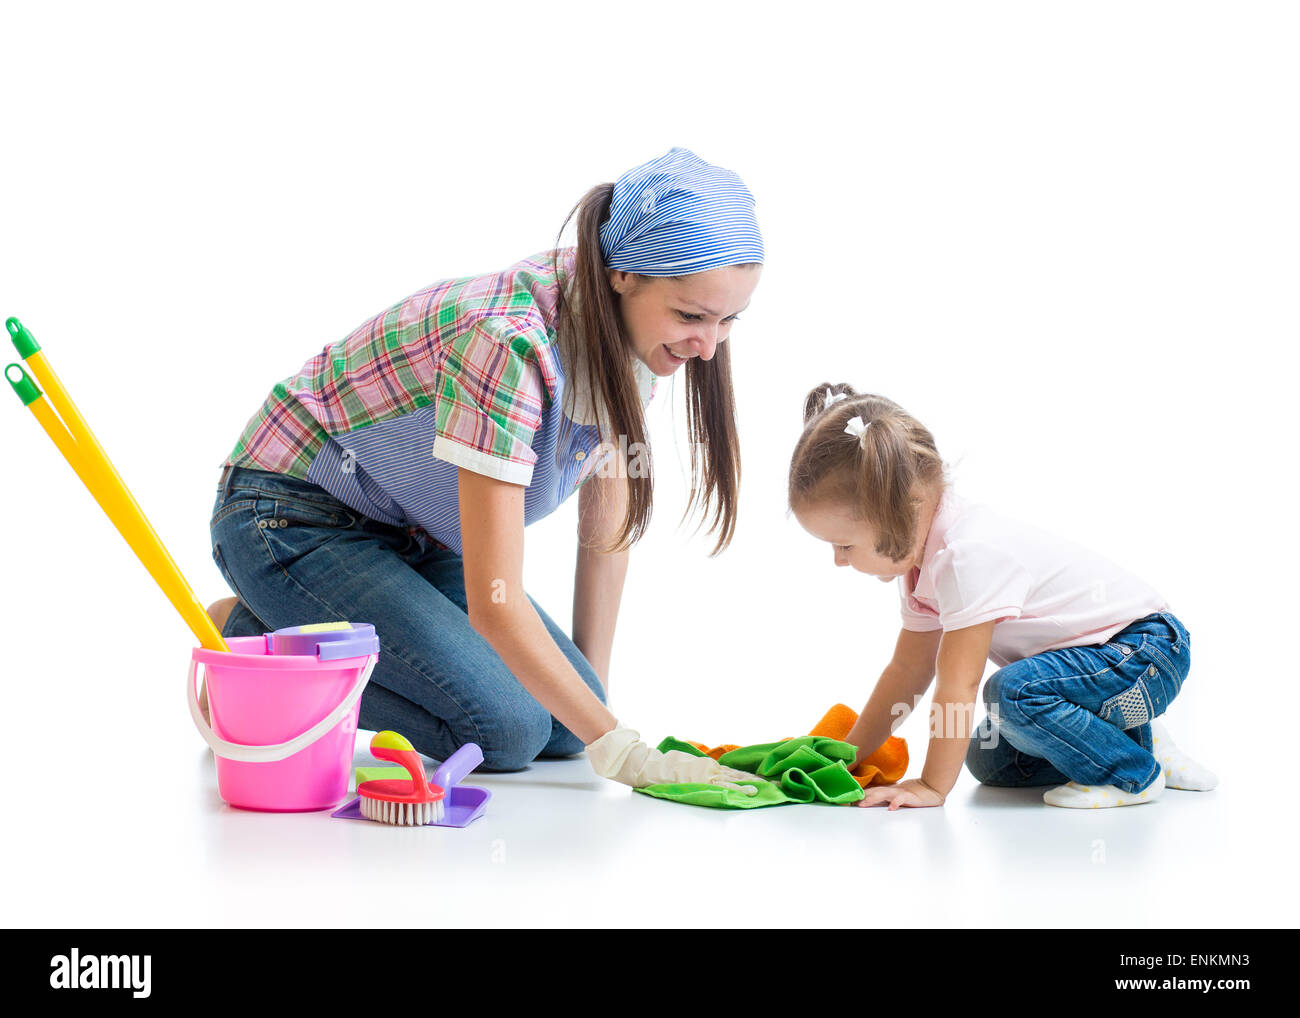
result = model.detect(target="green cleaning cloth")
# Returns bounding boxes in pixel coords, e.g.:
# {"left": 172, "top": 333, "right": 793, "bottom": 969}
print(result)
{"left": 634, "top": 735, "right": 866, "bottom": 809}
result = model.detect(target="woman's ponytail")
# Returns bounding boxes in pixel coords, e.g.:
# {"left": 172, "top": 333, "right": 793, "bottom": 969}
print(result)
{"left": 553, "top": 184, "right": 652, "bottom": 553}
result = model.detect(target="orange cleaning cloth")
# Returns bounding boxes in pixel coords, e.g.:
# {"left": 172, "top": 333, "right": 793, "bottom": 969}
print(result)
{"left": 684, "top": 704, "right": 907, "bottom": 788}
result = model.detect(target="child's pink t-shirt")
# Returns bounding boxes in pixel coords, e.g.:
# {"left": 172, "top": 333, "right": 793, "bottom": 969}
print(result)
{"left": 898, "top": 489, "right": 1170, "bottom": 667}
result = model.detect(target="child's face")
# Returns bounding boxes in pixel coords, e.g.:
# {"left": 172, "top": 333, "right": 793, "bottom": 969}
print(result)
{"left": 609, "top": 265, "right": 761, "bottom": 377}
{"left": 793, "top": 499, "right": 916, "bottom": 583}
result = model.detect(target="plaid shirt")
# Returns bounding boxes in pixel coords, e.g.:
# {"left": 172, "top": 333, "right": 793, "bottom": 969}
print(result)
{"left": 222, "top": 249, "right": 659, "bottom": 552}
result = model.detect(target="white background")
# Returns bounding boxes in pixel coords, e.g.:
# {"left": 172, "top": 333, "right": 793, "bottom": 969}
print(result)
{"left": 1, "top": 0, "right": 1295, "bottom": 928}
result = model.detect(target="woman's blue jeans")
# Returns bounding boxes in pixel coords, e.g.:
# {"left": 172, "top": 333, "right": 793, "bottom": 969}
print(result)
{"left": 964, "top": 611, "right": 1191, "bottom": 794}
{"left": 209, "top": 465, "right": 607, "bottom": 771}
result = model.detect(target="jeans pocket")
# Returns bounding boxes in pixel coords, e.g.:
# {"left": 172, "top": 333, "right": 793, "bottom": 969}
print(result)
{"left": 1101, "top": 681, "right": 1153, "bottom": 730}
{"left": 252, "top": 492, "right": 354, "bottom": 570}
{"left": 1101, "top": 634, "right": 1185, "bottom": 728}
{"left": 258, "top": 493, "right": 356, "bottom": 530}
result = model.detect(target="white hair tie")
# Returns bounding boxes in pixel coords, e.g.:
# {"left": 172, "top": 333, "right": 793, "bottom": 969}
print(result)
{"left": 823, "top": 387, "right": 847, "bottom": 410}
{"left": 844, "top": 416, "right": 870, "bottom": 445}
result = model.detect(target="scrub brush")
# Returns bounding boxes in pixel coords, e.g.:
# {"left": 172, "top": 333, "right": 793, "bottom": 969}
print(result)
{"left": 357, "top": 731, "right": 447, "bottom": 826}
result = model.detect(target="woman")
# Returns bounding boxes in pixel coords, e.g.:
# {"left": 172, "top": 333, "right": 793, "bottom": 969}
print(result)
{"left": 207, "top": 147, "right": 762, "bottom": 789}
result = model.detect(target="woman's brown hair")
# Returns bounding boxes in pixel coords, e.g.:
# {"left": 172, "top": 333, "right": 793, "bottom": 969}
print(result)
{"left": 552, "top": 183, "right": 747, "bottom": 555}
{"left": 788, "top": 383, "right": 948, "bottom": 561}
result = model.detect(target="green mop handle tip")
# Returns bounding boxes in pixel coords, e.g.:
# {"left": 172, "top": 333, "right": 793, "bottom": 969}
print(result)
{"left": 5, "top": 362, "right": 41, "bottom": 405}
{"left": 5, "top": 318, "right": 40, "bottom": 359}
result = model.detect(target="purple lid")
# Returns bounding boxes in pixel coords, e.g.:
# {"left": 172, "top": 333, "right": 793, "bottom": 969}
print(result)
{"left": 265, "top": 622, "right": 379, "bottom": 660}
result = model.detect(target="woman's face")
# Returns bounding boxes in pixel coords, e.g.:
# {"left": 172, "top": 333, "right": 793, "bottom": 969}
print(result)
{"left": 609, "top": 264, "right": 762, "bottom": 377}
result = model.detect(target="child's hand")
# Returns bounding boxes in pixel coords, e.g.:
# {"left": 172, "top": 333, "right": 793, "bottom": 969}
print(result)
{"left": 857, "top": 778, "right": 945, "bottom": 810}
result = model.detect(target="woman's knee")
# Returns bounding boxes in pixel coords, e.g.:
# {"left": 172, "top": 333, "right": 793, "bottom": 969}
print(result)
{"left": 359, "top": 679, "right": 552, "bottom": 772}
{"left": 537, "top": 723, "right": 588, "bottom": 760}
{"left": 419, "top": 688, "right": 555, "bottom": 771}
{"left": 475, "top": 711, "right": 554, "bottom": 772}
{"left": 429, "top": 703, "right": 552, "bottom": 773}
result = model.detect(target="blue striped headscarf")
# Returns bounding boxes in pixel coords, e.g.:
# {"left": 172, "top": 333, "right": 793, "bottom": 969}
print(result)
{"left": 599, "top": 147, "right": 764, "bottom": 276}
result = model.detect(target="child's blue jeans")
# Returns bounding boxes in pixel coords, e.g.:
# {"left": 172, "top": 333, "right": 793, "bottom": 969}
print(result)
{"left": 209, "top": 465, "right": 607, "bottom": 771}
{"left": 964, "top": 611, "right": 1191, "bottom": 794}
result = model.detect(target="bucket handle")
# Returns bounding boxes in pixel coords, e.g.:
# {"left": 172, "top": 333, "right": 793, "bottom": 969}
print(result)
{"left": 187, "top": 653, "right": 378, "bottom": 763}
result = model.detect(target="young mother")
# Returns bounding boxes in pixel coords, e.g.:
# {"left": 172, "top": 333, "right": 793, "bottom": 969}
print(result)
{"left": 207, "top": 148, "right": 763, "bottom": 790}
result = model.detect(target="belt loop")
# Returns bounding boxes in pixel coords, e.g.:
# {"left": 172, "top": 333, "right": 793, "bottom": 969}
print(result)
{"left": 218, "top": 463, "right": 234, "bottom": 501}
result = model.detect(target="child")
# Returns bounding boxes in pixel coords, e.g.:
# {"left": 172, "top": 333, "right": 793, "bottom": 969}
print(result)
{"left": 788, "top": 384, "right": 1217, "bottom": 809}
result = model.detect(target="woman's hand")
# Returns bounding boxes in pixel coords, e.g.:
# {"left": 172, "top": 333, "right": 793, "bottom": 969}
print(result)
{"left": 857, "top": 778, "right": 945, "bottom": 809}
{"left": 586, "top": 725, "right": 760, "bottom": 792}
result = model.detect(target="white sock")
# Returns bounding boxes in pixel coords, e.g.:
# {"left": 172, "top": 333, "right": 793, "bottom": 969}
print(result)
{"left": 1043, "top": 768, "right": 1164, "bottom": 809}
{"left": 1151, "top": 719, "right": 1219, "bottom": 791}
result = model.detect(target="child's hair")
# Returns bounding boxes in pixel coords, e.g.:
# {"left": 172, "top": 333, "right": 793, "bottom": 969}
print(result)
{"left": 551, "top": 184, "right": 749, "bottom": 556}
{"left": 788, "top": 383, "right": 948, "bottom": 562}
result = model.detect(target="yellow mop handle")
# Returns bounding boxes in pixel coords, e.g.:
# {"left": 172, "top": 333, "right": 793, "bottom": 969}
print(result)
{"left": 6, "top": 321, "right": 228, "bottom": 652}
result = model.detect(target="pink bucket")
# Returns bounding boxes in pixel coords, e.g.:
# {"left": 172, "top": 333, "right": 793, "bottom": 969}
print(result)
{"left": 187, "top": 636, "right": 378, "bottom": 812}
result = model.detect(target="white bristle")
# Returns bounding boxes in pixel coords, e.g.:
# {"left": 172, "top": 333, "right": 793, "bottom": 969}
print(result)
{"left": 360, "top": 793, "right": 444, "bottom": 826}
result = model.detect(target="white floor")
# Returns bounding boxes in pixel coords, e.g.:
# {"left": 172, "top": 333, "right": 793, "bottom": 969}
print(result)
{"left": 10, "top": 726, "right": 1286, "bottom": 928}
{"left": 4, "top": 501, "right": 1291, "bottom": 928}
{"left": 3, "top": 0, "right": 1297, "bottom": 933}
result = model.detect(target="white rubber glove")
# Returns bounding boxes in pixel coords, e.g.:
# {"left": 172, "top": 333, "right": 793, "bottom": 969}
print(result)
{"left": 585, "top": 724, "right": 761, "bottom": 793}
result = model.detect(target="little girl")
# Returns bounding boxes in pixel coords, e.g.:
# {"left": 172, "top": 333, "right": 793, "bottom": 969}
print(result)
{"left": 788, "top": 384, "right": 1218, "bottom": 809}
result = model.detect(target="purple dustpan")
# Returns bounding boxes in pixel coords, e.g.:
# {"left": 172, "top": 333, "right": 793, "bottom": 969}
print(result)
{"left": 331, "top": 742, "right": 490, "bottom": 828}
